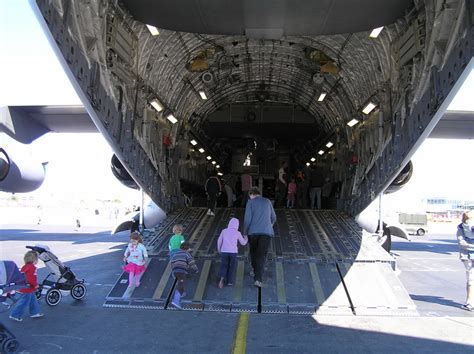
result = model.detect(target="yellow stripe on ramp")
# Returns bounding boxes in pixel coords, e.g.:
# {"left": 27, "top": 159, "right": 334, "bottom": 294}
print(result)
{"left": 233, "top": 261, "right": 245, "bottom": 303}
{"left": 309, "top": 263, "right": 325, "bottom": 305}
{"left": 232, "top": 313, "right": 249, "bottom": 354}
{"left": 193, "top": 259, "right": 211, "bottom": 302}
{"left": 152, "top": 263, "right": 172, "bottom": 300}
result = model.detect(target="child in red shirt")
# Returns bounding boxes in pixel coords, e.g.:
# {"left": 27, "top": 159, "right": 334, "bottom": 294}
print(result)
{"left": 9, "top": 251, "right": 44, "bottom": 321}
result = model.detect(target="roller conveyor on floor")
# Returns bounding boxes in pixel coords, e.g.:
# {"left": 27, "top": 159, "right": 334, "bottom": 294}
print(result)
{"left": 104, "top": 207, "right": 417, "bottom": 316}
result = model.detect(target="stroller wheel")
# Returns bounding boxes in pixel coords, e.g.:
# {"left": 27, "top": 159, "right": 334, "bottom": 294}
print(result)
{"left": 35, "top": 287, "right": 42, "bottom": 300}
{"left": 71, "top": 284, "right": 87, "bottom": 300}
{"left": 2, "top": 338, "right": 20, "bottom": 353}
{"left": 45, "top": 289, "right": 62, "bottom": 306}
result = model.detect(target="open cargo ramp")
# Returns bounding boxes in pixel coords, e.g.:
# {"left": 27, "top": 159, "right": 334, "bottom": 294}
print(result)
{"left": 104, "top": 208, "right": 417, "bottom": 316}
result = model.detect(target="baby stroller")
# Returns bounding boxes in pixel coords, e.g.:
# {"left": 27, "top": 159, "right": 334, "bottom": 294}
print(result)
{"left": 26, "top": 245, "right": 87, "bottom": 306}
{"left": 0, "top": 261, "right": 24, "bottom": 353}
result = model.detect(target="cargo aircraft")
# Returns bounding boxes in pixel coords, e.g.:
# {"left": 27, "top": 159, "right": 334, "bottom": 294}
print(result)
{"left": 2, "top": 0, "right": 473, "bottom": 239}
{"left": 1, "top": 0, "right": 474, "bottom": 314}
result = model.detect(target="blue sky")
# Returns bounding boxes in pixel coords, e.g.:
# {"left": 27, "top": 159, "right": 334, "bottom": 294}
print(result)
{"left": 0, "top": 0, "right": 473, "bottom": 207}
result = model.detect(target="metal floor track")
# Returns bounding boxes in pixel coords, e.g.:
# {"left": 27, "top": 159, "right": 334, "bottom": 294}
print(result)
{"left": 104, "top": 208, "right": 417, "bottom": 316}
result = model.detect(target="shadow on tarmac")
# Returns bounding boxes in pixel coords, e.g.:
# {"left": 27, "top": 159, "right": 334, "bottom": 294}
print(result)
{"left": 410, "top": 294, "right": 465, "bottom": 309}
{"left": 0, "top": 228, "right": 126, "bottom": 244}
{"left": 391, "top": 241, "right": 458, "bottom": 255}
{"left": 2, "top": 308, "right": 473, "bottom": 354}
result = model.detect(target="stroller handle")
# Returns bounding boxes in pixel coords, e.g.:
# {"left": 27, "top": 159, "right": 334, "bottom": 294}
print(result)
{"left": 26, "top": 245, "right": 50, "bottom": 253}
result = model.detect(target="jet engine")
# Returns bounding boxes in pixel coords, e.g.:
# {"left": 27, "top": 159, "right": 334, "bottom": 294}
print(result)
{"left": 110, "top": 154, "right": 166, "bottom": 234}
{"left": 384, "top": 161, "right": 413, "bottom": 195}
{"left": 356, "top": 161, "right": 414, "bottom": 252}
{"left": 0, "top": 147, "right": 46, "bottom": 193}
{"left": 110, "top": 154, "right": 139, "bottom": 190}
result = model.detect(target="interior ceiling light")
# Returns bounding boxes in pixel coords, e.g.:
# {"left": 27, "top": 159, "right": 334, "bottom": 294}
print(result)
{"left": 190, "top": 139, "right": 197, "bottom": 146}
{"left": 326, "top": 142, "right": 334, "bottom": 148}
{"left": 166, "top": 114, "right": 178, "bottom": 124}
{"left": 198, "top": 148, "right": 205, "bottom": 153}
{"left": 310, "top": 157, "right": 316, "bottom": 162}
{"left": 206, "top": 156, "right": 212, "bottom": 160}
{"left": 211, "top": 160, "right": 216, "bottom": 165}
{"left": 150, "top": 98, "right": 164, "bottom": 112}
{"left": 347, "top": 119, "right": 359, "bottom": 127}
{"left": 369, "top": 26, "right": 384, "bottom": 38}
{"left": 146, "top": 25, "right": 160, "bottom": 36}
{"left": 198, "top": 90, "right": 208, "bottom": 100}
{"left": 362, "top": 102, "right": 376, "bottom": 115}
{"left": 216, "top": 165, "right": 220, "bottom": 169}
{"left": 306, "top": 162, "right": 310, "bottom": 166}
{"left": 318, "top": 93, "right": 326, "bottom": 102}
{"left": 318, "top": 150, "right": 325, "bottom": 155}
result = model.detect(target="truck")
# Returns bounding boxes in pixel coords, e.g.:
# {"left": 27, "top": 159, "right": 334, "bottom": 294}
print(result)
{"left": 398, "top": 213, "right": 429, "bottom": 236}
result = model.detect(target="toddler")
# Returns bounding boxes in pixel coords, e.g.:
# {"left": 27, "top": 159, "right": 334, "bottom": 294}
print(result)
{"left": 168, "top": 224, "right": 185, "bottom": 256}
{"left": 9, "top": 251, "right": 44, "bottom": 321}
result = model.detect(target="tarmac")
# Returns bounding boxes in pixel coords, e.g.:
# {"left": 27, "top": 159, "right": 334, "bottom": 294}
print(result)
{"left": 0, "top": 222, "right": 472, "bottom": 353}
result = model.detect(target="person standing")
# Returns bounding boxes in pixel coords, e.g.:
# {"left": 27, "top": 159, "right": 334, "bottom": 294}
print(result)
{"left": 286, "top": 177, "right": 297, "bottom": 208}
{"left": 243, "top": 186, "right": 277, "bottom": 287}
{"left": 9, "top": 251, "right": 44, "bottom": 321}
{"left": 205, "top": 172, "right": 222, "bottom": 216}
{"left": 240, "top": 171, "right": 252, "bottom": 207}
{"left": 224, "top": 175, "right": 236, "bottom": 208}
{"left": 275, "top": 161, "right": 288, "bottom": 208}
{"left": 456, "top": 211, "right": 474, "bottom": 311}
{"left": 309, "top": 164, "right": 324, "bottom": 209}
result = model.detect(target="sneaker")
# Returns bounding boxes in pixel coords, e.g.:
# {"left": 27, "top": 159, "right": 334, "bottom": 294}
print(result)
{"left": 227, "top": 283, "right": 233, "bottom": 286}
{"left": 249, "top": 269, "right": 255, "bottom": 277}
{"left": 9, "top": 315, "right": 22, "bottom": 322}
{"left": 171, "top": 301, "right": 183, "bottom": 310}
{"left": 461, "top": 304, "right": 473, "bottom": 312}
{"left": 209, "top": 211, "right": 215, "bottom": 216}
{"left": 254, "top": 280, "right": 263, "bottom": 288}
{"left": 206, "top": 209, "right": 212, "bottom": 215}
{"left": 31, "top": 313, "right": 44, "bottom": 318}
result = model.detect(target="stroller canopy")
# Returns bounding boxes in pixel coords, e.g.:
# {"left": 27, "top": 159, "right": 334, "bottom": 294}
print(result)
{"left": 0, "top": 261, "right": 25, "bottom": 286}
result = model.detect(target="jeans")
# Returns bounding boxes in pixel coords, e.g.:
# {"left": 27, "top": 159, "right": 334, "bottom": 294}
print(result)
{"left": 248, "top": 235, "right": 271, "bottom": 282}
{"left": 219, "top": 253, "right": 237, "bottom": 283}
{"left": 207, "top": 192, "right": 218, "bottom": 212}
{"left": 10, "top": 292, "right": 41, "bottom": 319}
{"left": 309, "top": 187, "right": 322, "bottom": 209}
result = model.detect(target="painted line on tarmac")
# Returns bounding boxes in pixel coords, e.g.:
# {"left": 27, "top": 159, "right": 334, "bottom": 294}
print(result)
{"left": 232, "top": 313, "right": 249, "bottom": 354}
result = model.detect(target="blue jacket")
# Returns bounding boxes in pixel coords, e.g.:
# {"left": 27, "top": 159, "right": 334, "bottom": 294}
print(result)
{"left": 243, "top": 196, "right": 276, "bottom": 237}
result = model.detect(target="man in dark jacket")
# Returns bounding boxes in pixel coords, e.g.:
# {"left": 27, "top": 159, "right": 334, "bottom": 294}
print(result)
{"left": 243, "top": 186, "right": 276, "bottom": 287}
{"left": 205, "top": 172, "right": 222, "bottom": 216}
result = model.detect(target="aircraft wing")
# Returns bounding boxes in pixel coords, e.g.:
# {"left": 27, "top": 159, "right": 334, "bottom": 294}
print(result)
{"left": 0, "top": 105, "right": 97, "bottom": 144}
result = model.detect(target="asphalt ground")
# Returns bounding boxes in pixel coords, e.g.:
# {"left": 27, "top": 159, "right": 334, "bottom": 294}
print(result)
{"left": 0, "top": 223, "right": 472, "bottom": 353}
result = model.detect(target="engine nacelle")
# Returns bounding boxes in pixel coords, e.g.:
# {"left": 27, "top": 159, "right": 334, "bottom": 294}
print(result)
{"left": 384, "top": 161, "right": 413, "bottom": 195}
{"left": 356, "top": 161, "right": 414, "bottom": 252}
{"left": 110, "top": 154, "right": 139, "bottom": 190}
{"left": 111, "top": 200, "right": 167, "bottom": 234}
{"left": 0, "top": 147, "right": 46, "bottom": 193}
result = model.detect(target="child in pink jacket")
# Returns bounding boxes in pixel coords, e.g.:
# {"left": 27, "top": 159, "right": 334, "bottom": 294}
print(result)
{"left": 217, "top": 217, "right": 248, "bottom": 288}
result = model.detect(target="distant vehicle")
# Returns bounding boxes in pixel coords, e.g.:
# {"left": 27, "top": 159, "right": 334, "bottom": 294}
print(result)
{"left": 398, "top": 213, "right": 428, "bottom": 236}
